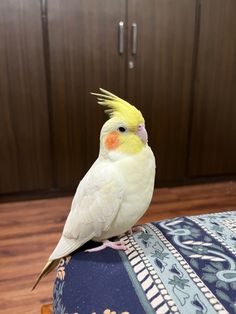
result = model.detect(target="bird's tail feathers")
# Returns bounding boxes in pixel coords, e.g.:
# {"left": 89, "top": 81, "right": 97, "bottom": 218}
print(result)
{"left": 32, "top": 259, "right": 59, "bottom": 291}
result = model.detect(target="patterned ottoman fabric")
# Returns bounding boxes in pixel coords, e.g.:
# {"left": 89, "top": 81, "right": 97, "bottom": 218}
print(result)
{"left": 53, "top": 211, "right": 236, "bottom": 314}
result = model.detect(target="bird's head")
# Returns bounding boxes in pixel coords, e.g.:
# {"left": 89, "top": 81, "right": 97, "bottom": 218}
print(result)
{"left": 92, "top": 88, "right": 148, "bottom": 157}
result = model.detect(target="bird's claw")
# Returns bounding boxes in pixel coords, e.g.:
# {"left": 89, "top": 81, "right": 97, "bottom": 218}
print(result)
{"left": 85, "top": 240, "right": 127, "bottom": 252}
{"left": 126, "top": 225, "right": 145, "bottom": 236}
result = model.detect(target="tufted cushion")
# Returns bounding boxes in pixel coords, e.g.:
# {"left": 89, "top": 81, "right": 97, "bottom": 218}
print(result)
{"left": 53, "top": 211, "right": 236, "bottom": 314}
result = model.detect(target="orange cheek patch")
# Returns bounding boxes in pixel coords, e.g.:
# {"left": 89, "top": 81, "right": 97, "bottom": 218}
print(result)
{"left": 105, "top": 131, "right": 120, "bottom": 150}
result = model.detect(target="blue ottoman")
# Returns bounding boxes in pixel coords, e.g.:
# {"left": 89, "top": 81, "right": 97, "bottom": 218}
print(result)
{"left": 53, "top": 211, "right": 236, "bottom": 314}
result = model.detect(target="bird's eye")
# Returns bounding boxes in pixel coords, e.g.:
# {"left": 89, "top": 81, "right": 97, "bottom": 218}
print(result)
{"left": 118, "top": 126, "right": 127, "bottom": 133}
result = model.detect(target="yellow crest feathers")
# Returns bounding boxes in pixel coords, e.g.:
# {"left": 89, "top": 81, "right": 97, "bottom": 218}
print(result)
{"left": 91, "top": 88, "right": 144, "bottom": 128}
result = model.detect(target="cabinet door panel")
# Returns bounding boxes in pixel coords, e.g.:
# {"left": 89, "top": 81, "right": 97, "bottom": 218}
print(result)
{"left": 48, "top": 0, "right": 126, "bottom": 189}
{"left": 189, "top": 0, "right": 236, "bottom": 176}
{"left": 127, "top": 0, "right": 196, "bottom": 184}
{"left": 0, "top": 0, "right": 52, "bottom": 194}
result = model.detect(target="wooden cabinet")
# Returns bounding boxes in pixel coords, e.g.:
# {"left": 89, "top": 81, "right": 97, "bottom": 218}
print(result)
{"left": 47, "top": 0, "right": 196, "bottom": 189}
{"left": 0, "top": 0, "right": 235, "bottom": 198}
{"left": 127, "top": 0, "right": 196, "bottom": 183}
{"left": 0, "top": 0, "right": 52, "bottom": 194}
{"left": 47, "top": 0, "right": 126, "bottom": 189}
{"left": 188, "top": 0, "right": 236, "bottom": 177}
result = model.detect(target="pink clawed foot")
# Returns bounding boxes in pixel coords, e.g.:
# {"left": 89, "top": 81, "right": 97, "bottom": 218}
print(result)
{"left": 85, "top": 240, "right": 127, "bottom": 253}
{"left": 127, "top": 225, "right": 145, "bottom": 236}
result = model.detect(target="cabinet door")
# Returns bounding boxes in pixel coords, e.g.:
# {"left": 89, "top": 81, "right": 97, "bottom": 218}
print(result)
{"left": 127, "top": 0, "right": 196, "bottom": 184}
{"left": 188, "top": 0, "right": 236, "bottom": 177}
{"left": 0, "top": 0, "right": 52, "bottom": 194}
{"left": 48, "top": 0, "right": 126, "bottom": 189}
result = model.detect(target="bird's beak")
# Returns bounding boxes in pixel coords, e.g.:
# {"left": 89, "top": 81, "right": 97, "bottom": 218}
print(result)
{"left": 136, "top": 124, "right": 148, "bottom": 143}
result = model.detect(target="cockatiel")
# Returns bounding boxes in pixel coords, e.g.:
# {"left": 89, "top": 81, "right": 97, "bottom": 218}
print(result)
{"left": 32, "top": 88, "right": 155, "bottom": 290}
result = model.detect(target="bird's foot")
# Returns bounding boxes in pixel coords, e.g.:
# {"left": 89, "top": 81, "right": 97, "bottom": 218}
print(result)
{"left": 126, "top": 225, "right": 145, "bottom": 236}
{"left": 85, "top": 240, "right": 126, "bottom": 253}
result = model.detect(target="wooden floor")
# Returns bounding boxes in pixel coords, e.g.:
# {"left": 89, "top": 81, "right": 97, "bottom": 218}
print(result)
{"left": 0, "top": 181, "right": 236, "bottom": 314}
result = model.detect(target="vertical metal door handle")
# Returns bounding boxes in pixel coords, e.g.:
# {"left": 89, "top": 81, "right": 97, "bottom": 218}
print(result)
{"left": 41, "top": 0, "right": 47, "bottom": 19}
{"left": 131, "top": 23, "right": 137, "bottom": 55}
{"left": 118, "top": 21, "right": 124, "bottom": 55}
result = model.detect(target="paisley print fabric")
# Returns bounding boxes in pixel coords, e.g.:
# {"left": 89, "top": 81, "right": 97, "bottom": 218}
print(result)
{"left": 53, "top": 211, "right": 236, "bottom": 314}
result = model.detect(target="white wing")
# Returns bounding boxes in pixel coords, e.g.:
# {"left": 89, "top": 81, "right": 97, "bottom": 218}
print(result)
{"left": 49, "top": 160, "right": 124, "bottom": 260}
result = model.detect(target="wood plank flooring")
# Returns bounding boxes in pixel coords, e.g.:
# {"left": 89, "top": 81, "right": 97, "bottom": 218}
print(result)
{"left": 0, "top": 181, "right": 236, "bottom": 314}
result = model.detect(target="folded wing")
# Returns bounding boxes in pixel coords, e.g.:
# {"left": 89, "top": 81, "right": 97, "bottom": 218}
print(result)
{"left": 49, "top": 162, "right": 124, "bottom": 260}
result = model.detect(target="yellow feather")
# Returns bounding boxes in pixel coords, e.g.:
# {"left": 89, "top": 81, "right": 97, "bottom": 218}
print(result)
{"left": 91, "top": 88, "right": 144, "bottom": 129}
{"left": 118, "top": 133, "right": 143, "bottom": 154}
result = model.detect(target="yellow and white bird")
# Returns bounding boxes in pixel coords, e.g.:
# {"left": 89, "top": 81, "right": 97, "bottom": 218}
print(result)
{"left": 33, "top": 88, "right": 155, "bottom": 290}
